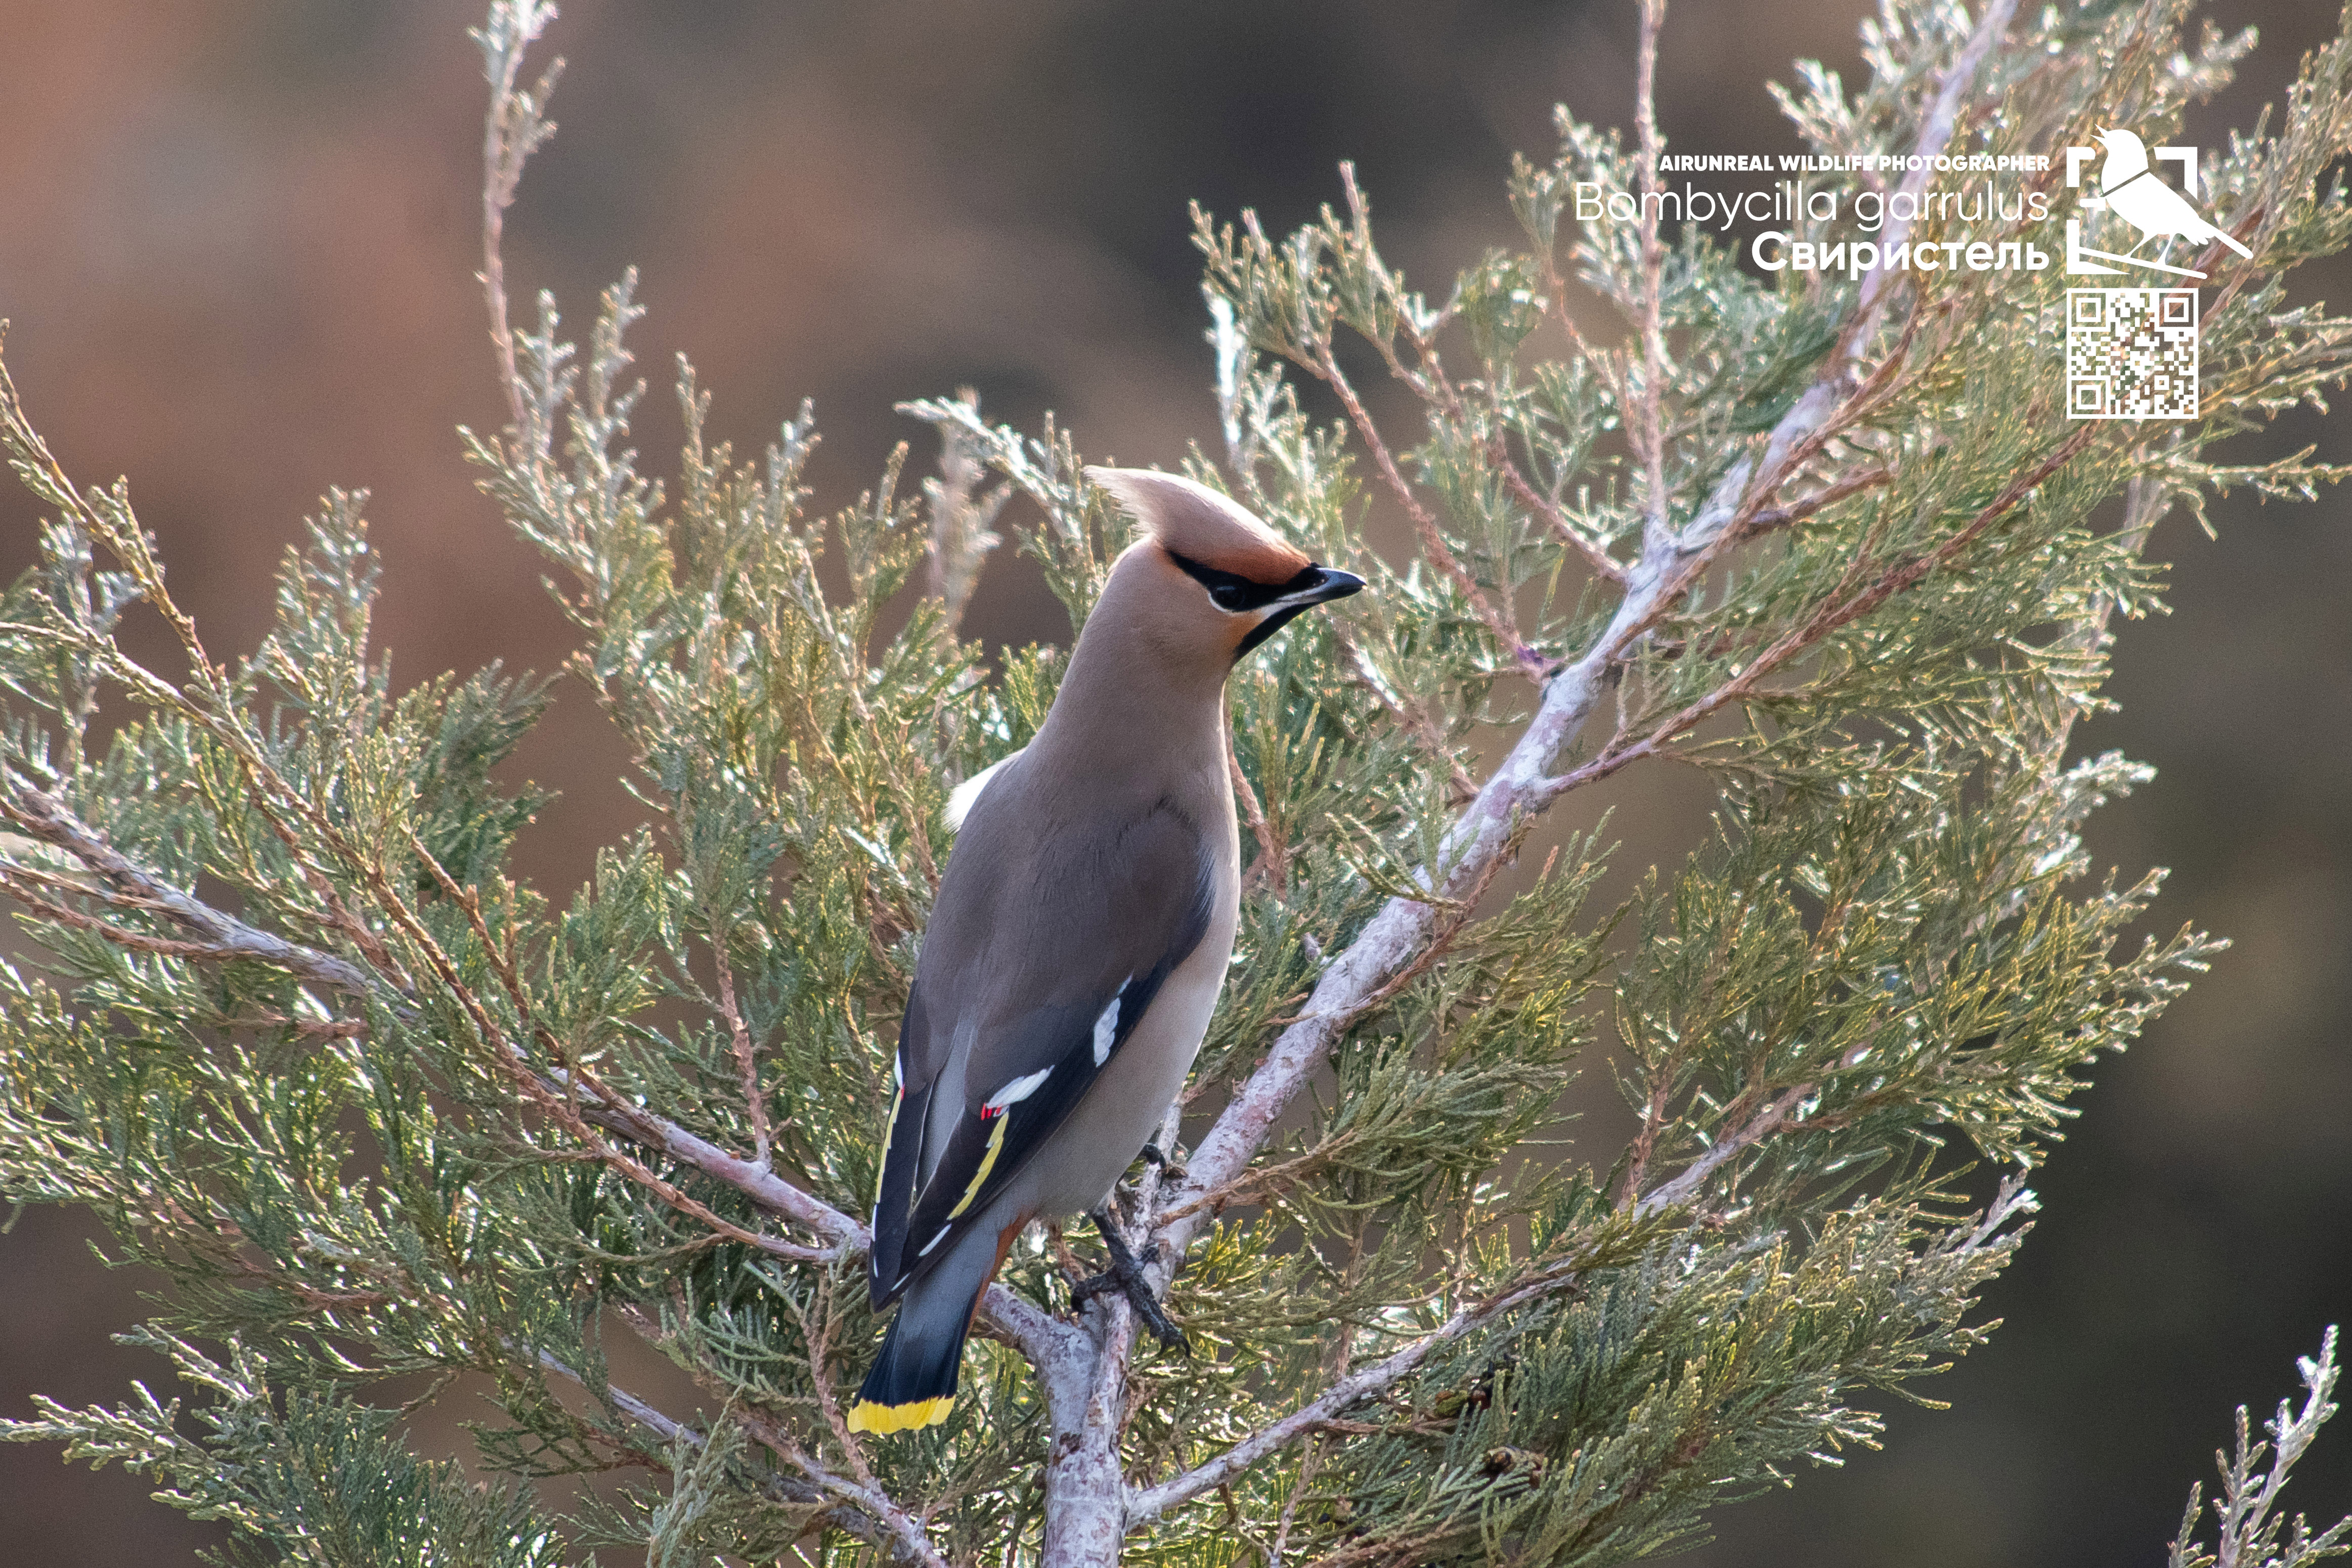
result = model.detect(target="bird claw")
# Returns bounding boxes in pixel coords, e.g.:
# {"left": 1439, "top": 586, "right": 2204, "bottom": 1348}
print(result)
{"left": 1075, "top": 1208, "right": 1191, "bottom": 1354}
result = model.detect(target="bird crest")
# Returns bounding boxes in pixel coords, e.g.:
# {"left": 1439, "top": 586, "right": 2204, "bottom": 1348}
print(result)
{"left": 1086, "top": 466, "right": 1312, "bottom": 586}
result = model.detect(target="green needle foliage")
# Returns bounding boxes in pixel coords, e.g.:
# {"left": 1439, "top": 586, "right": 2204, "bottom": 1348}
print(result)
{"left": 4, "top": 0, "right": 2352, "bottom": 1563}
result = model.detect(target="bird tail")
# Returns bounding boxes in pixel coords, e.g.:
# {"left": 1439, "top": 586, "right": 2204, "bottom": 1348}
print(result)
{"left": 847, "top": 1219, "right": 1011, "bottom": 1436}
{"left": 849, "top": 1298, "right": 973, "bottom": 1435}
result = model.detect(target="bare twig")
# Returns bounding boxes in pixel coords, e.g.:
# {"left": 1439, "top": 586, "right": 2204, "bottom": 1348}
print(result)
{"left": 1139, "top": 1169, "right": 2031, "bottom": 1530}
{"left": 10, "top": 750, "right": 881, "bottom": 1276}
{"left": 919, "top": 388, "right": 1010, "bottom": 637}
{"left": 1229, "top": 746, "right": 1287, "bottom": 896}
{"left": 1743, "top": 463, "right": 1896, "bottom": 534}
{"left": 711, "top": 933, "right": 775, "bottom": 1170}
{"left": 1125, "top": 1262, "right": 1583, "bottom": 1523}
{"left": 1494, "top": 439, "right": 1626, "bottom": 584}
{"left": 24, "top": 761, "right": 1079, "bottom": 1373}
{"left": 532, "top": 1347, "right": 866, "bottom": 1528}
{"left": 1313, "top": 340, "right": 1531, "bottom": 668}
{"left": 1534, "top": 420, "right": 2105, "bottom": 805}
{"left": 1616, "top": 1075, "right": 1679, "bottom": 1208}
{"left": 1632, "top": 1085, "right": 1810, "bottom": 1218}
{"left": 1333, "top": 625, "right": 1478, "bottom": 804}
{"left": 0, "top": 776, "right": 379, "bottom": 1000}
{"left": 737, "top": 1408, "right": 949, "bottom": 1568}
{"left": 0, "top": 870, "right": 300, "bottom": 967}
{"left": 1629, "top": 0, "right": 1673, "bottom": 543}
{"left": 475, "top": 1, "right": 563, "bottom": 428}
{"left": 397, "top": 830, "right": 841, "bottom": 1266}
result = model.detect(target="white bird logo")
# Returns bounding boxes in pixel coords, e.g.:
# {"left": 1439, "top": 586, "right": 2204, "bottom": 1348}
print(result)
{"left": 2093, "top": 128, "right": 2252, "bottom": 260}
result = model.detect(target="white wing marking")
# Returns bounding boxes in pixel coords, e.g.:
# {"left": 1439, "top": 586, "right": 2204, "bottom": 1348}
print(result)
{"left": 945, "top": 749, "right": 1023, "bottom": 832}
{"left": 982, "top": 1065, "right": 1053, "bottom": 1115}
{"left": 1092, "top": 982, "right": 1130, "bottom": 1067}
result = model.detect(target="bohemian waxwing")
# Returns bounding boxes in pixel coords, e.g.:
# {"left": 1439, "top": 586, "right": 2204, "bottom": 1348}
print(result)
{"left": 849, "top": 466, "right": 1364, "bottom": 1435}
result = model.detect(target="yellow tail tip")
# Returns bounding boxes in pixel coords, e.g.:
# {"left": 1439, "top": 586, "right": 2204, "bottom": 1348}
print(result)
{"left": 847, "top": 1395, "right": 955, "bottom": 1435}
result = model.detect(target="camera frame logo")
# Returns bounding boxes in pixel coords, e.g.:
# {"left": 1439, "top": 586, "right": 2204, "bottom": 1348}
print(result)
{"left": 2060, "top": 129, "right": 2250, "bottom": 421}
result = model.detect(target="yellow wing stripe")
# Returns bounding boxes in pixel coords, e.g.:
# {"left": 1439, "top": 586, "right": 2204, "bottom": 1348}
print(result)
{"left": 847, "top": 1395, "right": 955, "bottom": 1435}
{"left": 947, "top": 1115, "right": 1010, "bottom": 1220}
{"left": 875, "top": 1084, "right": 904, "bottom": 1208}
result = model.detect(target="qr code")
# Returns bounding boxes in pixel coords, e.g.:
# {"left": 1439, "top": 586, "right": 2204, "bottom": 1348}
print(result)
{"left": 2066, "top": 288, "right": 2198, "bottom": 419}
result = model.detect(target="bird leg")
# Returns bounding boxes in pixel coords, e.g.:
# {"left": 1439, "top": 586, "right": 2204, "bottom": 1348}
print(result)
{"left": 1073, "top": 1207, "right": 1191, "bottom": 1353}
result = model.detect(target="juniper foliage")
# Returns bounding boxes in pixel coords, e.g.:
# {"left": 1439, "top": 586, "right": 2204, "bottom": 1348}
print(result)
{"left": 4, "top": 0, "right": 2352, "bottom": 1563}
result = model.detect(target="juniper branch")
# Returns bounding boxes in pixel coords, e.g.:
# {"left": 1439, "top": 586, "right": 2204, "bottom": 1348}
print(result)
{"left": 474, "top": 1, "right": 561, "bottom": 429}
{"left": 2170, "top": 1327, "right": 2352, "bottom": 1568}
{"left": 0, "top": 774, "right": 379, "bottom": 1000}
{"left": 1151, "top": 0, "right": 2022, "bottom": 1290}
{"left": 1124, "top": 1261, "right": 1585, "bottom": 1524}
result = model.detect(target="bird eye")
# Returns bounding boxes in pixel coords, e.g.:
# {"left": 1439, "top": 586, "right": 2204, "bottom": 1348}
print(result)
{"left": 1209, "top": 584, "right": 1253, "bottom": 612}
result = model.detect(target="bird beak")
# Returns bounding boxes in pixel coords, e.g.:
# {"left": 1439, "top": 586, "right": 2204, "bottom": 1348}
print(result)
{"left": 1276, "top": 567, "right": 1366, "bottom": 608}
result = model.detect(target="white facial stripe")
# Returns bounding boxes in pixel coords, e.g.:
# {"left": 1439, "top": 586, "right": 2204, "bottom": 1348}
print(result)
{"left": 982, "top": 1066, "right": 1053, "bottom": 1115}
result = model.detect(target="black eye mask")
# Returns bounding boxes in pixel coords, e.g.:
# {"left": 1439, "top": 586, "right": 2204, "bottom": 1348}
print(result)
{"left": 1164, "top": 550, "right": 1327, "bottom": 612}
{"left": 1163, "top": 548, "right": 1365, "bottom": 657}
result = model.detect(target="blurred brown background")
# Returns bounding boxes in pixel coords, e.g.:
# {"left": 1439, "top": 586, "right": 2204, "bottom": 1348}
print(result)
{"left": 2, "top": 2, "right": 2346, "bottom": 1563}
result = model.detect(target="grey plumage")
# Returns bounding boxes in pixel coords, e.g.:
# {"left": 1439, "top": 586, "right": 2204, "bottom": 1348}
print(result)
{"left": 851, "top": 468, "right": 1362, "bottom": 1434}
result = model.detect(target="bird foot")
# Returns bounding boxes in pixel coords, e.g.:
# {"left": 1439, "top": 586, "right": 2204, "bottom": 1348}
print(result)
{"left": 1139, "top": 1142, "right": 1188, "bottom": 1181}
{"left": 1074, "top": 1208, "right": 1191, "bottom": 1354}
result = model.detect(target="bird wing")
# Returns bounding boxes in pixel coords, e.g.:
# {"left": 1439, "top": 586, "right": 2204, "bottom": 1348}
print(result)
{"left": 2137, "top": 182, "right": 2205, "bottom": 235}
{"left": 868, "top": 797, "right": 1216, "bottom": 1308}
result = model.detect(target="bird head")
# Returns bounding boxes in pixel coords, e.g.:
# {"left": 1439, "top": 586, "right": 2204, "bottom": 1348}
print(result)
{"left": 2095, "top": 127, "right": 2150, "bottom": 168}
{"left": 1087, "top": 467, "right": 1365, "bottom": 663}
